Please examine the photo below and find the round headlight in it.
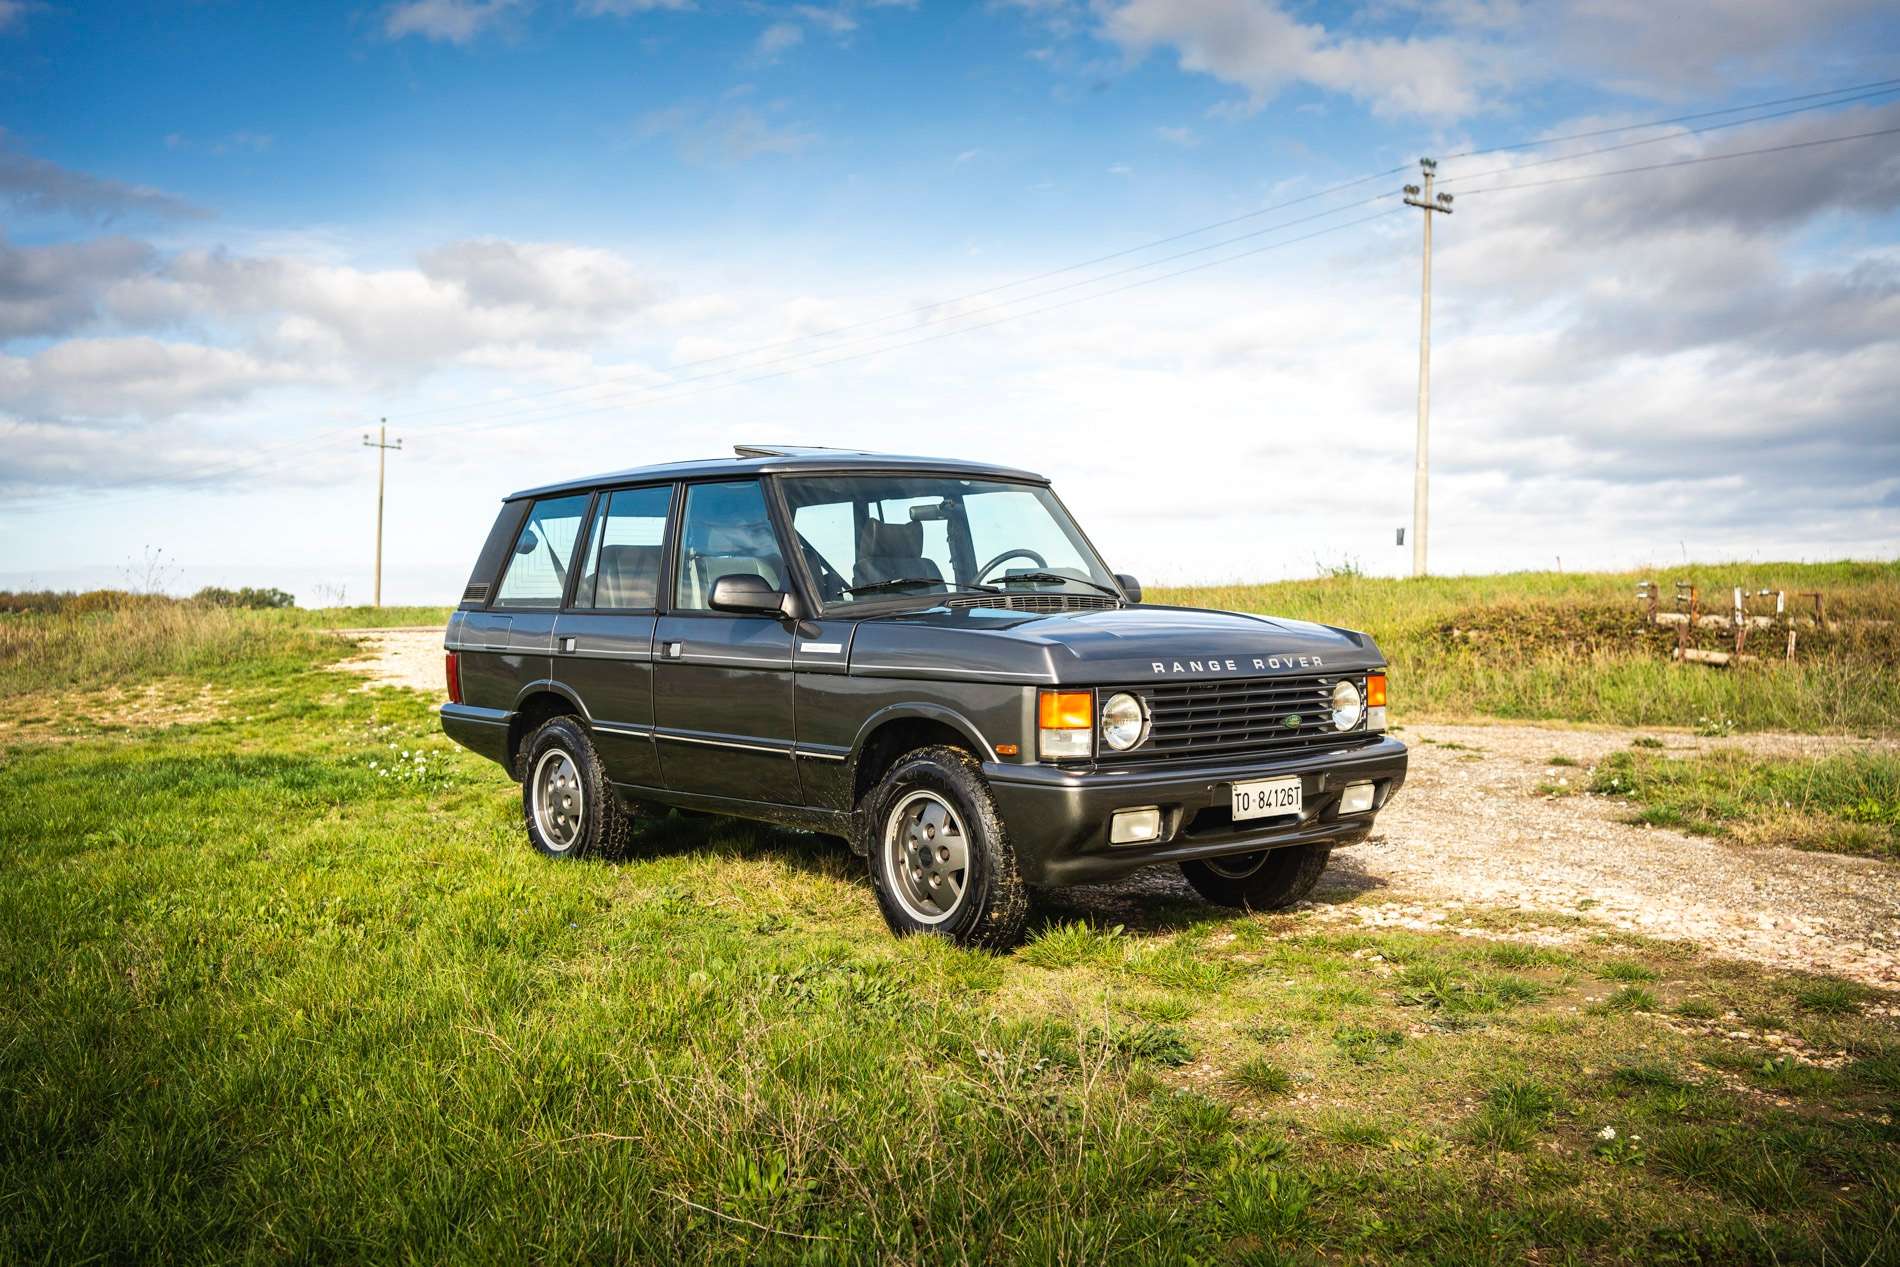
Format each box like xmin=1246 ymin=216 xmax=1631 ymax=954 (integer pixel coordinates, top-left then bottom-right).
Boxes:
xmin=1330 ymin=679 xmax=1363 ymax=731
xmin=1100 ymin=692 xmax=1147 ymax=751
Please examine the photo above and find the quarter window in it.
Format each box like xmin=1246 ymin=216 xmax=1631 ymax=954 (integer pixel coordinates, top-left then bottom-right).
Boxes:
xmin=493 ymin=494 xmax=590 ymax=608
xmin=673 ymin=481 xmax=786 ymax=611
xmin=577 ymin=486 xmax=672 ymax=610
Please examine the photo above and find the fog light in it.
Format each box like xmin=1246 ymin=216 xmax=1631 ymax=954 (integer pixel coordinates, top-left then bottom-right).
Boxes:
xmin=1366 ymin=705 xmax=1387 ymax=731
xmin=1338 ymin=781 xmax=1376 ymax=814
xmin=1110 ymin=807 xmax=1162 ymax=845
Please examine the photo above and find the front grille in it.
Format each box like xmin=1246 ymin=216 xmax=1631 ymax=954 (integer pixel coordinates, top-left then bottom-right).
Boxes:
xmin=945 ymin=592 xmax=1118 ymax=614
xmin=1102 ymin=673 xmax=1377 ymax=763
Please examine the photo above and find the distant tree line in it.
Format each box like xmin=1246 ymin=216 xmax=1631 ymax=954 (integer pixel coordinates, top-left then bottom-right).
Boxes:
xmin=0 ymin=587 xmax=296 ymax=614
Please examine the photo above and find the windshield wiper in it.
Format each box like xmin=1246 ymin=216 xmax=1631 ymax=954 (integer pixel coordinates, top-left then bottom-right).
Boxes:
xmin=1001 ymin=571 xmax=1125 ymax=599
xmin=844 ymin=577 xmax=1001 ymax=597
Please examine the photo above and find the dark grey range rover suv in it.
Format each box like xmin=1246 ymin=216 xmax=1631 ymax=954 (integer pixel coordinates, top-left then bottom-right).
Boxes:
xmin=440 ymin=446 xmax=1407 ymax=948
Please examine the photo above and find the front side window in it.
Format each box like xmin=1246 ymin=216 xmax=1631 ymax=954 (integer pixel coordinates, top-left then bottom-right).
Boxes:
xmin=493 ymin=494 xmax=591 ymax=608
xmin=779 ymin=474 xmax=1116 ymax=610
xmin=673 ymin=481 xmax=786 ymax=611
xmin=577 ymin=485 xmax=672 ymax=610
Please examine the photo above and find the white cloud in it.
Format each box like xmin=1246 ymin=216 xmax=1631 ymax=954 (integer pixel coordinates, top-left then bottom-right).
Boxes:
xmin=0 ymin=234 xmax=155 ymax=338
xmin=1099 ymin=0 xmax=1510 ymax=119
xmin=635 ymin=102 xmax=818 ymax=162
xmin=792 ymin=4 xmax=858 ymax=35
xmin=576 ymin=0 xmax=693 ymax=12
xmin=1154 ymin=125 xmax=1199 ymax=147
xmin=382 ymin=0 xmax=525 ymax=44
xmin=754 ymin=20 xmax=804 ymax=62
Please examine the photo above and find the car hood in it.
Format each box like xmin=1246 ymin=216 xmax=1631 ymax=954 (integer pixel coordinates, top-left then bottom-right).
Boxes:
xmin=846 ymin=602 xmax=1383 ymax=685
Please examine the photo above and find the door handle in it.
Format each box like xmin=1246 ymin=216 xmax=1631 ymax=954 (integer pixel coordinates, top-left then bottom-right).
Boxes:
xmin=559 ymin=636 xmax=576 ymax=654
xmin=664 ymin=641 xmax=683 ymax=659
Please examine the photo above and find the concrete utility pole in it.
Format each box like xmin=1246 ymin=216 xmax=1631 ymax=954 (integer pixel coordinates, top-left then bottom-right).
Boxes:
xmin=1402 ymin=159 xmax=1452 ymax=578
xmin=363 ymin=419 xmax=402 ymax=607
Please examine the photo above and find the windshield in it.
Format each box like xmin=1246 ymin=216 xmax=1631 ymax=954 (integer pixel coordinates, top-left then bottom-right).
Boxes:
xmin=778 ymin=474 xmax=1119 ymax=611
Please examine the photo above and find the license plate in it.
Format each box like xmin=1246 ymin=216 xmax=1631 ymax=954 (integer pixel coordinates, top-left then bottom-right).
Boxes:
xmin=1231 ymin=776 xmax=1302 ymax=821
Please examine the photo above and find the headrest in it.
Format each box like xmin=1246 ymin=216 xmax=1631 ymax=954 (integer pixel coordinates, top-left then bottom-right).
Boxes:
xmin=858 ymin=517 xmax=923 ymax=558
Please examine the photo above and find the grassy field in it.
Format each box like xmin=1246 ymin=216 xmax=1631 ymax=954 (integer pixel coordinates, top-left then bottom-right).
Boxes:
xmin=2 ymin=595 xmax=1897 ymax=1262
xmin=1588 ymin=746 xmax=1900 ymax=861
xmin=0 ymin=602 xmax=448 ymax=696
xmin=1154 ymin=559 xmax=1900 ymax=735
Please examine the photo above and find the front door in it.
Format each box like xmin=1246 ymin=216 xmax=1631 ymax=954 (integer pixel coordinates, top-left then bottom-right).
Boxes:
xmin=652 ymin=479 xmax=801 ymax=804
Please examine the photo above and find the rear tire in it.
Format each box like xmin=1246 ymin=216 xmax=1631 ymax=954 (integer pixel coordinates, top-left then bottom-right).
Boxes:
xmin=862 ymin=746 xmax=1028 ymax=951
xmin=1180 ymin=843 xmax=1331 ymax=910
xmin=520 ymin=716 xmax=634 ymax=862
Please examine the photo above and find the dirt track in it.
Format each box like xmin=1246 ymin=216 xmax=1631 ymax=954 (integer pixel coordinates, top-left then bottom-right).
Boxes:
xmin=340 ymin=627 xmax=1900 ymax=987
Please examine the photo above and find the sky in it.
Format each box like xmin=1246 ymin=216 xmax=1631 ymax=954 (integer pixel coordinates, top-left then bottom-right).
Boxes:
xmin=1 ymin=0 xmax=1897 ymax=603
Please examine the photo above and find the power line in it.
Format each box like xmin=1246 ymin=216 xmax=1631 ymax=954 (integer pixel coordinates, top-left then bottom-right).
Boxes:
xmin=1444 ymin=75 xmax=1900 ymax=159
xmin=401 ymin=190 xmax=1402 ymax=438
xmin=1443 ymin=124 xmax=1900 ymax=197
xmin=1438 ymin=83 xmax=1900 ymax=187
xmin=428 ymin=208 xmax=1408 ymax=442
xmin=389 ymin=165 xmax=1413 ymax=426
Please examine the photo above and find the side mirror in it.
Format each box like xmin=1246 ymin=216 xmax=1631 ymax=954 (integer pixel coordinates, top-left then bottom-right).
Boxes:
xmin=1114 ymin=573 xmax=1142 ymax=604
xmin=710 ymin=573 xmax=795 ymax=617
xmin=514 ymin=530 xmax=540 ymax=556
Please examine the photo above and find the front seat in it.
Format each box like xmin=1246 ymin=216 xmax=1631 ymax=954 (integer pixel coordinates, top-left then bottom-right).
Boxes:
xmin=852 ymin=518 xmax=943 ymax=590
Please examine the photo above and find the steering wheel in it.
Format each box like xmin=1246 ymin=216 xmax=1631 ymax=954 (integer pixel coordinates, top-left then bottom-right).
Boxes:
xmin=976 ymin=548 xmax=1047 ymax=583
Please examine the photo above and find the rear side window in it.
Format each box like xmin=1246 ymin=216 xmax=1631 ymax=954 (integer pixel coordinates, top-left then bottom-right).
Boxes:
xmin=493 ymin=494 xmax=590 ymax=608
xmin=577 ymin=486 xmax=672 ymax=610
xmin=674 ymin=481 xmax=786 ymax=611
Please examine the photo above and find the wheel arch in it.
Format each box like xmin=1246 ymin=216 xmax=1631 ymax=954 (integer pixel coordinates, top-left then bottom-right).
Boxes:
xmin=846 ymin=704 xmax=995 ymax=841
xmin=507 ymin=681 xmax=590 ymax=779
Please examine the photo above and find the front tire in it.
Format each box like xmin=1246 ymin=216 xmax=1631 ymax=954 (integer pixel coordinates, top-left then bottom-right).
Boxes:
xmin=1180 ymin=843 xmax=1332 ymax=910
xmin=520 ymin=716 xmax=634 ymax=862
xmin=862 ymin=746 xmax=1028 ymax=951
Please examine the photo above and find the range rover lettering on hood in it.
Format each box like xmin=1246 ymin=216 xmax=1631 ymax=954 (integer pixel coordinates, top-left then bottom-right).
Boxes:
xmin=1152 ymin=654 xmax=1323 ymax=675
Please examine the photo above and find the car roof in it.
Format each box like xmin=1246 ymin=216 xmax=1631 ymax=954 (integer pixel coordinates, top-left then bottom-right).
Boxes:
xmin=503 ymin=449 xmax=1049 ymax=502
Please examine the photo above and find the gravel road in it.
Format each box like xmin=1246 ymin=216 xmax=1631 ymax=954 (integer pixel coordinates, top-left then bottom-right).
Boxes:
xmin=340 ymin=627 xmax=1900 ymax=986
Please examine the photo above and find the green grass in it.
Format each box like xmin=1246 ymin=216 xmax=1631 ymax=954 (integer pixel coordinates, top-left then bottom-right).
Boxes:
xmin=1153 ymin=558 xmax=1900 ymax=734
xmin=4 ymin=594 xmax=1899 ymax=1262
xmin=1590 ymin=748 xmax=1900 ymax=860
xmin=0 ymin=602 xmax=450 ymax=695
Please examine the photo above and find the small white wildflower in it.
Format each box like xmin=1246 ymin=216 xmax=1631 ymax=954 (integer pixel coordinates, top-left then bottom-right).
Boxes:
xmin=1597 ymin=1126 xmax=1616 ymax=1141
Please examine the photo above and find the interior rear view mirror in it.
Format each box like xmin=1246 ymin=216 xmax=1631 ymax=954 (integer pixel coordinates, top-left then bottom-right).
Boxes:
xmin=908 ymin=500 xmax=951 ymax=522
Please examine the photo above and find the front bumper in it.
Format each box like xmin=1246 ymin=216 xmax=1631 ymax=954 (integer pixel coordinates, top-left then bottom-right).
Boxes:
xmin=985 ymin=737 xmax=1408 ymax=885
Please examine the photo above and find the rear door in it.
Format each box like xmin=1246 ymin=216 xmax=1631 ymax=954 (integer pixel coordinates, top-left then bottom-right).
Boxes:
xmin=652 ymin=479 xmax=801 ymax=804
xmin=551 ymin=484 xmax=674 ymax=790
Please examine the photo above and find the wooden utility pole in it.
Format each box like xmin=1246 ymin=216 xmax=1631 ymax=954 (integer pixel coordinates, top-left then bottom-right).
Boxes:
xmin=363 ymin=419 xmax=402 ymax=607
xmin=1403 ymin=159 xmax=1452 ymax=577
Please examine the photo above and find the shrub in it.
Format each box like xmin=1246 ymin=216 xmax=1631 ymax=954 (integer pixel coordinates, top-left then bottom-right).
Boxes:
xmin=193 ymin=586 xmax=296 ymax=609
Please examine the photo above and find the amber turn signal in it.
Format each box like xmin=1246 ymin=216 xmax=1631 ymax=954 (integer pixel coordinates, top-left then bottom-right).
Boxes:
xmin=1037 ymin=689 xmax=1092 ymax=730
xmin=1365 ymin=673 xmax=1387 ymax=708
